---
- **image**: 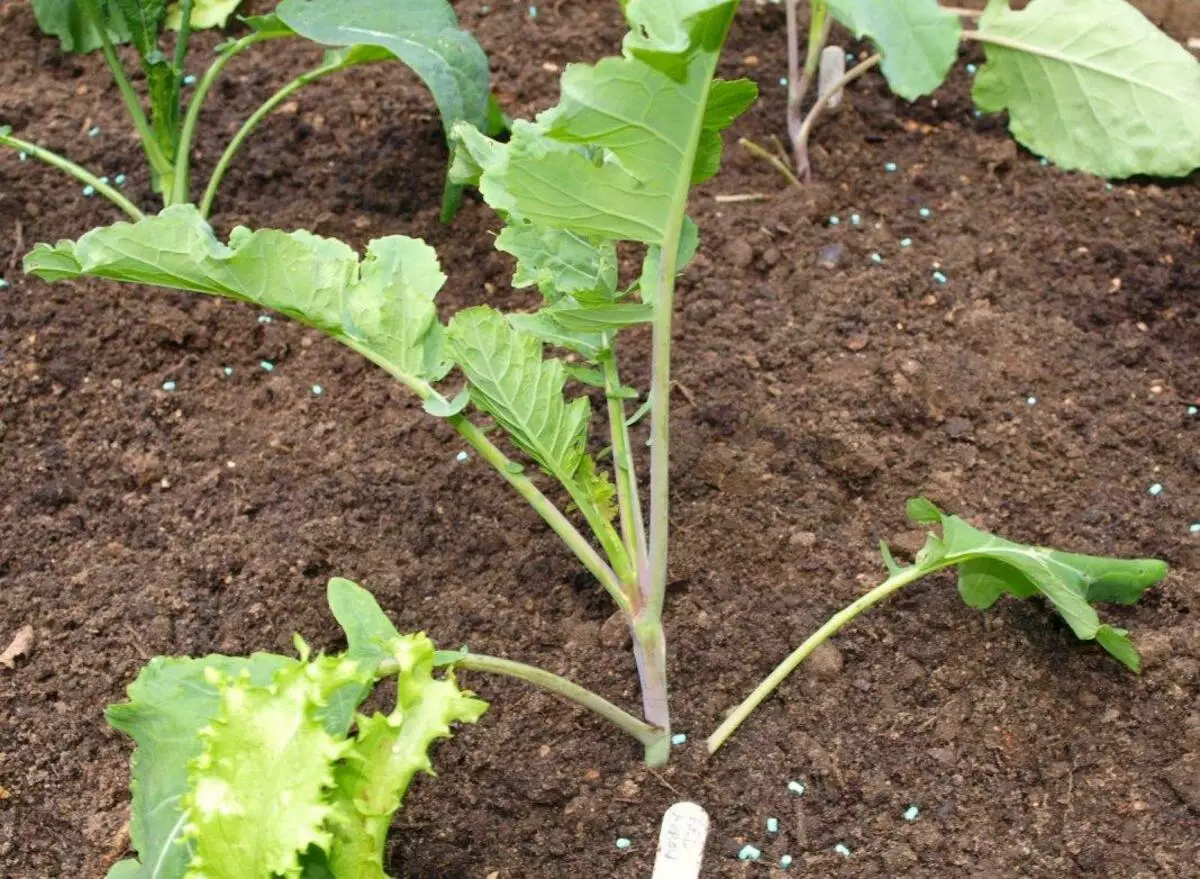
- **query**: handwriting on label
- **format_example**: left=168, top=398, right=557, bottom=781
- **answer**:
left=651, top=801, right=709, bottom=879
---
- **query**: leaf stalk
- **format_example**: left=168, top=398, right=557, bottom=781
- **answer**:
left=0, top=132, right=145, bottom=221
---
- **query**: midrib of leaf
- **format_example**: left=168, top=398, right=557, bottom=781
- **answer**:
left=150, top=810, right=189, bottom=878
left=966, top=29, right=1184, bottom=102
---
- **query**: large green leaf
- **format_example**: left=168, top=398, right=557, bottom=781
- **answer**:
left=24, top=205, right=450, bottom=391
left=274, top=0, right=491, bottom=135
left=902, top=498, right=1167, bottom=671
left=972, top=0, right=1200, bottom=178
left=104, top=653, right=296, bottom=879
left=824, top=0, right=961, bottom=100
left=496, top=224, right=618, bottom=304
left=451, top=1, right=748, bottom=246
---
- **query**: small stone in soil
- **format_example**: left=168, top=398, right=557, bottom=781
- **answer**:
left=737, top=844, right=761, bottom=861
left=161, top=381, right=176, bottom=392
left=222, top=366, right=233, bottom=377
left=1187, top=406, right=1197, bottom=416
left=1190, top=523, right=1200, bottom=534
left=0, top=278, right=8, bottom=290
left=260, top=360, right=274, bottom=372
left=1026, top=396, right=1037, bottom=406
left=258, top=314, right=273, bottom=323
left=885, top=161, right=897, bottom=172
left=183, top=74, right=196, bottom=86
left=816, top=243, right=844, bottom=269
left=88, top=126, right=100, bottom=137
left=828, top=215, right=840, bottom=225
left=850, top=213, right=861, bottom=225
left=779, top=854, right=794, bottom=869
left=806, top=642, right=844, bottom=679
left=932, top=270, right=948, bottom=284
left=919, top=207, right=932, bottom=218
left=870, top=252, right=883, bottom=264
left=900, top=237, right=912, bottom=247
left=82, top=185, right=95, bottom=197
left=455, top=451, right=469, bottom=463
left=966, top=63, right=978, bottom=75
left=311, top=385, right=323, bottom=395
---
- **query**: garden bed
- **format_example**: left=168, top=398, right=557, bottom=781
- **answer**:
left=1, top=0, right=1198, bottom=875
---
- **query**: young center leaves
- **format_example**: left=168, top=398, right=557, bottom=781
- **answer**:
left=897, top=498, right=1167, bottom=670
left=104, top=579, right=485, bottom=879
left=969, top=0, right=1200, bottom=178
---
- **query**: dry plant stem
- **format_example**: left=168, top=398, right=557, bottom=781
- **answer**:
left=0, top=132, right=144, bottom=220
left=707, top=564, right=926, bottom=755
left=739, top=137, right=802, bottom=187
left=794, top=53, right=881, bottom=181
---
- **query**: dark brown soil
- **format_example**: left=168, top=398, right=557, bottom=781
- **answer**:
left=2, top=1, right=1198, bottom=876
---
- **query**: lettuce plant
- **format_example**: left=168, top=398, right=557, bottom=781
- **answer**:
left=104, top=578, right=486, bottom=879
left=25, top=0, right=756, bottom=766
left=779, top=0, right=1200, bottom=180
left=4, top=0, right=495, bottom=220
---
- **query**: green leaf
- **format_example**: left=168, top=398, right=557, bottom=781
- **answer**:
left=24, top=205, right=450, bottom=390
left=422, top=387, right=470, bottom=417
left=971, top=0, right=1200, bottom=178
left=105, top=861, right=141, bottom=879
left=545, top=302, right=655, bottom=333
left=824, top=0, right=961, bottom=99
left=165, top=0, right=241, bottom=29
left=496, top=224, right=618, bottom=303
left=275, top=0, right=491, bottom=135
left=451, top=0, right=744, bottom=245
left=508, top=311, right=608, bottom=361
left=104, top=653, right=296, bottom=879
left=694, top=78, right=759, bottom=183
left=31, top=0, right=132, bottom=53
left=905, top=498, right=1167, bottom=670
left=182, top=654, right=367, bottom=878
left=446, top=307, right=591, bottom=480
left=324, top=635, right=486, bottom=877
left=575, top=456, right=618, bottom=523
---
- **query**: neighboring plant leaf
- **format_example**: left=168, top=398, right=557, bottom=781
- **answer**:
left=275, top=0, right=491, bottom=135
left=639, top=216, right=699, bottom=306
left=104, top=653, right=296, bottom=879
left=165, top=0, right=241, bottom=29
left=323, top=577, right=406, bottom=735
left=824, top=0, right=961, bottom=99
left=694, top=78, right=759, bottom=183
left=446, top=306, right=590, bottom=480
left=104, top=861, right=141, bottom=879
left=31, top=0, right=132, bottom=53
left=323, top=635, right=487, bottom=876
left=905, top=498, right=1168, bottom=670
left=24, top=205, right=450, bottom=391
left=972, top=0, right=1200, bottom=178
left=508, top=311, right=608, bottom=361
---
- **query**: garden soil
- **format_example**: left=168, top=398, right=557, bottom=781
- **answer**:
left=2, top=1, right=1198, bottom=876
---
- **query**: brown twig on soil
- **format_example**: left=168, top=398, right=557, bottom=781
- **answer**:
left=738, top=137, right=802, bottom=187
left=712, top=193, right=770, bottom=204
left=794, top=53, right=882, bottom=182
left=9, top=221, right=23, bottom=271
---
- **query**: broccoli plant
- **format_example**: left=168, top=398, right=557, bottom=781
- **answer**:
left=777, top=0, right=1200, bottom=180
left=5, top=0, right=495, bottom=220
left=708, top=499, right=1168, bottom=752
left=103, top=578, right=486, bottom=878
left=25, top=0, right=756, bottom=766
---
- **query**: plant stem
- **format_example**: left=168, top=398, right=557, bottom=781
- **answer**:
left=173, top=0, right=195, bottom=73
left=793, top=53, right=881, bottom=181
left=600, top=348, right=649, bottom=586
left=174, top=30, right=279, bottom=208
left=788, top=0, right=830, bottom=150
left=706, top=563, right=926, bottom=755
left=80, top=0, right=173, bottom=188
left=199, top=56, right=345, bottom=218
left=0, top=133, right=144, bottom=220
left=417, top=651, right=669, bottom=762
left=339, top=340, right=631, bottom=614
left=738, top=137, right=802, bottom=187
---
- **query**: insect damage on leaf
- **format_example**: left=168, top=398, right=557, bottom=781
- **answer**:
left=899, top=497, right=1167, bottom=671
